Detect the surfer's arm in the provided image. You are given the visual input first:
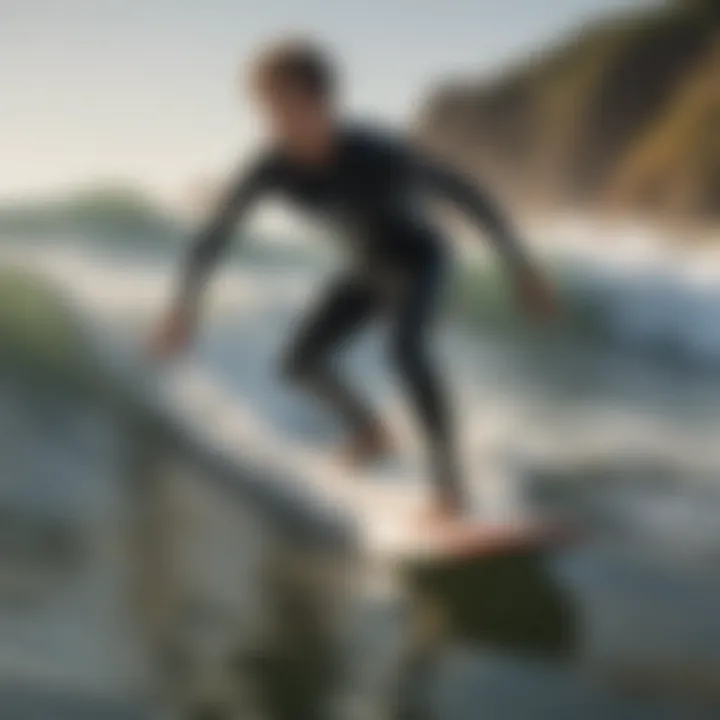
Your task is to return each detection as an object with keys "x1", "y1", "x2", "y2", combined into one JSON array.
[
  {"x1": 148, "y1": 158, "x2": 273, "y2": 358},
  {"x1": 412, "y1": 153, "x2": 532, "y2": 273},
  {"x1": 406, "y1": 148, "x2": 555, "y2": 319},
  {"x1": 177, "y1": 158, "x2": 273, "y2": 315}
]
